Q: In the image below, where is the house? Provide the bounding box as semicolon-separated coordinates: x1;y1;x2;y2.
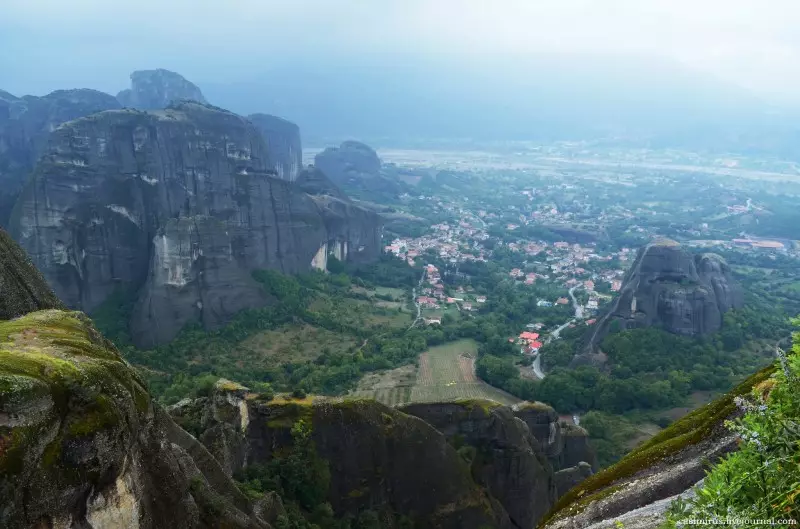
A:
462;303;473;311
586;299;599;310
476;296;487;303
519;332;540;345
556;297;569;305
446;297;456;304
536;300;553;307
584;280;595;290
611;280;622;292
586;319;596;325
424;318;442;325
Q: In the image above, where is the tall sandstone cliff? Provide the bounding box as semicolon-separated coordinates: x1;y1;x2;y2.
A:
117;69;208;110
578;239;743;365
10;102;382;347
0;228;270;529
0;89;121;226
248;114;302;182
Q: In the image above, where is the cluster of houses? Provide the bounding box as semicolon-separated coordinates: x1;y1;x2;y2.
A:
517;331;543;354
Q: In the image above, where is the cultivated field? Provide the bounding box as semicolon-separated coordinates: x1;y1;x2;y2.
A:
351;339;520;407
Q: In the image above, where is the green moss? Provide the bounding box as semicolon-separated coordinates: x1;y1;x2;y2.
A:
453;398;502;415
539;365;776;527
265;401;314;429
0;309;154;477
68;395;119;436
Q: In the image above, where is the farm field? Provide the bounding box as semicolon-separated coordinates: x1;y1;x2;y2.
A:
351;339;520;407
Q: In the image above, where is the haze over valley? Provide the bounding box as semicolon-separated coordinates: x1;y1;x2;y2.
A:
1;2;800;528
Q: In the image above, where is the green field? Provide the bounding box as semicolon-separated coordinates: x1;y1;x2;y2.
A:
352;339;520;407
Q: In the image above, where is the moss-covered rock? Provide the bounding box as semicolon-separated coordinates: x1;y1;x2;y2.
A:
539;365;775;528
178;388;512;529
0;308;268;528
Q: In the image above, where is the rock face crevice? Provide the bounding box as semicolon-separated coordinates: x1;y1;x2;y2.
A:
10;102;382;347
578;239;743;365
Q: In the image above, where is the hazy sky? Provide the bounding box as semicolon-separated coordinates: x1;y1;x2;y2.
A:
2;0;800;104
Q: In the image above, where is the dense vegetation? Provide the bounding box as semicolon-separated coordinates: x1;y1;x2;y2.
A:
666;331;800;525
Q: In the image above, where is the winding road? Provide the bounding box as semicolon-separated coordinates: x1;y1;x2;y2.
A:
408;269;427;329
531;286;585;380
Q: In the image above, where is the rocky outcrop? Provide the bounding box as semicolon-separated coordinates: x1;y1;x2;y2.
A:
314;140;404;197
401;400;557;529
10;102;381;347
0;230;268;529
512;402;597;474
540;366;774;529
578;239;743;365
117;69;207;109
172;389;512;529
0;88;121;225
248;114;302;182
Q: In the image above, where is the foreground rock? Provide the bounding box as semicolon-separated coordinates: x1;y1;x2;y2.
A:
540;366;774;529
314;140;404;197
578;239;743;365
0;228;268;529
117;68;207;109
10;101;382;347
0;88;121;225
171;388;513;529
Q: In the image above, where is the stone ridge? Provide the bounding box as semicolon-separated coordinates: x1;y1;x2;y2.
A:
10;103;381;346
578;240;743;364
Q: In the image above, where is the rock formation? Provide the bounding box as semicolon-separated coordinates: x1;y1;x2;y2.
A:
117;69;207;109
248;114;302;182
10;101;382;347
578;239;743;365
171;388;513;529
540;365;774;529
512;402;597;473
0;227;269;529
314;140;404;197
0;88;121;225
401;400;557;528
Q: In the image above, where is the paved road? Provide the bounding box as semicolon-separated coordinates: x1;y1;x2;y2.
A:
531;286;585;380
408;270;427;329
